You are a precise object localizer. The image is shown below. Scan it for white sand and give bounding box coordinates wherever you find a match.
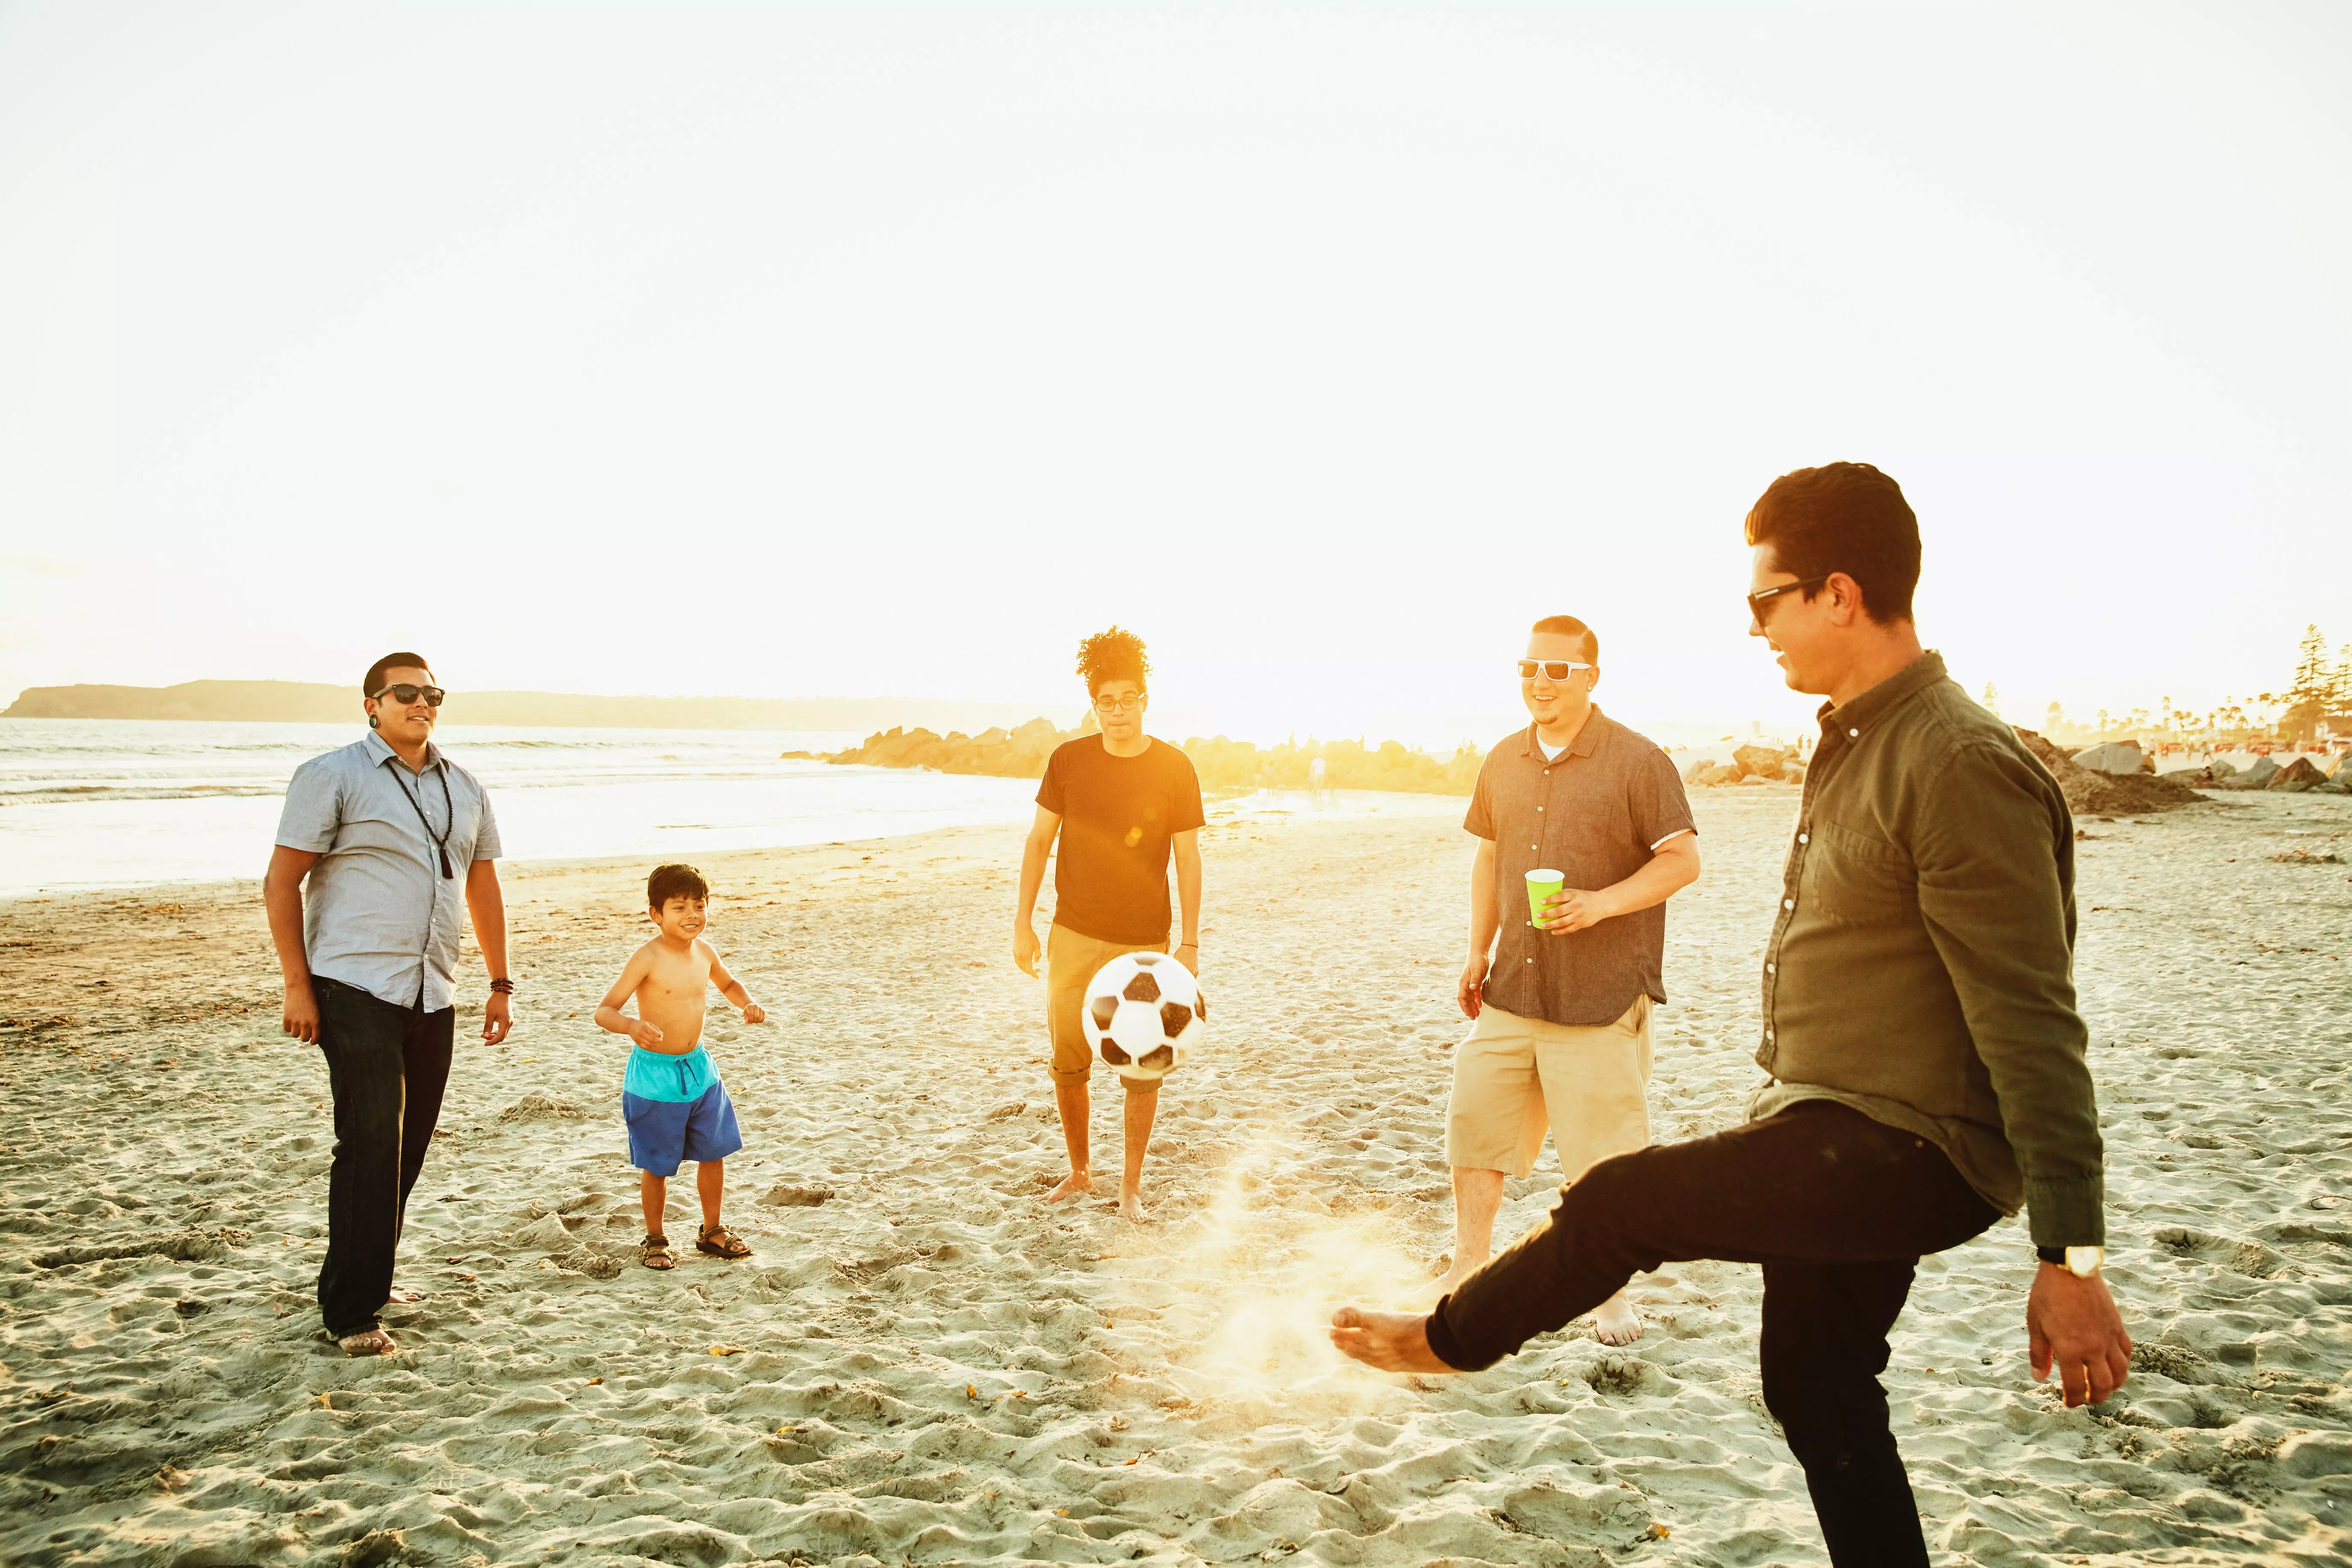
[2,788,2349,1565]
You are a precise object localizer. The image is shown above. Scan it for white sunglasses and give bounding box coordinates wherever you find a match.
[1517,660,1594,680]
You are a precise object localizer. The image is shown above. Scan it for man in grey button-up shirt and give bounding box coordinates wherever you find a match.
[263,653,513,1355]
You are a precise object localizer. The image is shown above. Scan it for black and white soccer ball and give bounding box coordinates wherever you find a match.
[1081,951,1206,1082]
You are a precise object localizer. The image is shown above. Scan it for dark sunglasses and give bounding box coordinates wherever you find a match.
[371,683,446,707]
[1517,660,1594,681]
[1746,576,1832,620]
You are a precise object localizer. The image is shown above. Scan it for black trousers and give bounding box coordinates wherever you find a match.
[313,977,454,1338]
[1432,1100,2001,1568]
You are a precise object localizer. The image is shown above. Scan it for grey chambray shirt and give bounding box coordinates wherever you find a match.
[275,730,502,1012]
[1467,708,1696,1027]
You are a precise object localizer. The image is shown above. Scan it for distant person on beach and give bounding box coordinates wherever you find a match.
[593,862,764,1270]
[1333,464,2130,1567]
[263,653,513,1358]
[1432,614,1701,1347]
[1012,626,1205,1221]
[1307,753,1327,806]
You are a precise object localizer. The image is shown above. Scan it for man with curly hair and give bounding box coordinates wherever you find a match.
[1013,626,1206,1220]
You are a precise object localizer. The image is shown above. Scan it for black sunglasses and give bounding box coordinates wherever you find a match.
[1746,576,1832,620]
[371,683,446,707]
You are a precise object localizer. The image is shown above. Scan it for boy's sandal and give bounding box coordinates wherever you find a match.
[640,1235,675,1271]
[696,1225,751,1260]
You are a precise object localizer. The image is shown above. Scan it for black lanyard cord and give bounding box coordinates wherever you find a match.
[392,762,456,879]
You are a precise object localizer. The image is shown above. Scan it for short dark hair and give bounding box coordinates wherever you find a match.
[364,651,432,698]
[1743,462,1920,624]
[1529,615,1599,664]
[1076,626,1149,696]
[647,863,709,909]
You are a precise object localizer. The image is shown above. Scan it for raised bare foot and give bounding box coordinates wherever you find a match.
[384,1287,425,1305]
[1328,1306,1451,1374]
[338,1328,396,1358]
[1118,1192,1148,1223]
[1044,1170,1093,1204]
[1593,1291,1644,1347]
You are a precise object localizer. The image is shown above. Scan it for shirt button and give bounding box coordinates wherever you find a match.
[1765,1029,1775,1041]
[1526,957,1534,964]
[1767,962,1776,974]
[1848,728,1859,738]
[1798,833,1809,844]
[1537,806,1544,812]
[1783,898,1794,909]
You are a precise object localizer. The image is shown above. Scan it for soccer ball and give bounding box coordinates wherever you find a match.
[1081,951,1206,1082]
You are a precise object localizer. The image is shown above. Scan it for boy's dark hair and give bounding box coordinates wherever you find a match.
[364,651,433,697]
[647,863,709,909]
[1076,626,1150,696]
[1743,462,1921,624]
[1529,615,1599,665]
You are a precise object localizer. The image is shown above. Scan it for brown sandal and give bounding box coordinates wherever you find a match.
[696,1224,751,1260]
[640,1235,675,1271]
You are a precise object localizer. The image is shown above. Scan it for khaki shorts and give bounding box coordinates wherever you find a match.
[1046,924,1168,1084]
[1445,995,1652,1180]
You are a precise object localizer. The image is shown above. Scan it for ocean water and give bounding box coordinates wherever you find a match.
[0,719,1042,895]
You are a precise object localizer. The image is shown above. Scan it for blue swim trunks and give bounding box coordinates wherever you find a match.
[621,1045,743,1177]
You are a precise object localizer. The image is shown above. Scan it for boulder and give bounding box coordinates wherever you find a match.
[2269,757,2328,792]
[2013,728,2204,815]
[2240,756,2281,788]
[1733,743,1793,780]
[2207,758,2238,779]
[1692,762,1742,787]
[2071,741,2148,776]
[2157,768,2213,786]
[1777,760,1808,784]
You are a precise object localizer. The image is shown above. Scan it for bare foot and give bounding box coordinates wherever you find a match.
[1329,1306,1453,1373]
[384,1287,425,1305]
[1593,1291,1644,1347]
[1044,1170,1093,1204]
[338,1328,396,1358]
[1118,1192,1148,1223]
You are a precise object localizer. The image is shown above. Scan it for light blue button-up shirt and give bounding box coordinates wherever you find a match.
[275,730,502,1011]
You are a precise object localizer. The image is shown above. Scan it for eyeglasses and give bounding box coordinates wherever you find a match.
[371,684,446,707]
[1746,576,1831,623]
[1517,660,1594,681]
[1093,695,1144,714]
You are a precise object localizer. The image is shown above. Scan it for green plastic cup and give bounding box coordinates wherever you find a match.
[1525,868,1564,927]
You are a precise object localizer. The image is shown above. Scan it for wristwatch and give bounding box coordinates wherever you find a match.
[2036,1245,2105,1277]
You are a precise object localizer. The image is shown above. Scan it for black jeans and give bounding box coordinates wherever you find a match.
[1430,1100,2001,1568]
[313,977,454,1337]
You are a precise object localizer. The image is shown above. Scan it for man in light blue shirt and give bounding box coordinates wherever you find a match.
[263,652,514,1356]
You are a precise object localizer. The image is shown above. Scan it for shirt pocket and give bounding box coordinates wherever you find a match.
[1799,818,1916,925]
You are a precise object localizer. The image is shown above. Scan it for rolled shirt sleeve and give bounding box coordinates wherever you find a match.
[1632,747,1696,851]
[1914,741,2104,1246]
[1463,753,1496,840]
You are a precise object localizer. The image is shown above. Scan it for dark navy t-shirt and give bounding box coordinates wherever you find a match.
[1036,736,1206,945]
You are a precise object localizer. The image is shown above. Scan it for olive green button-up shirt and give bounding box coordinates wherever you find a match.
[1752,651,2105,1247]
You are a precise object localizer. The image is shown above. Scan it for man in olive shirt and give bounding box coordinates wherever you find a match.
[1334,463,2131,1568]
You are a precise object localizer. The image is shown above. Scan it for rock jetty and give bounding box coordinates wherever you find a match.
[1684,743,1805,788]
[794,718,1486,797]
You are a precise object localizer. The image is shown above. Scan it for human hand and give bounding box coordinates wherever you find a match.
[1329,1307,1453,1373]
[2027,1264,2131,1406]
[1013,923,1042,977]
[629,1019,665,1049]
[282,980,319,1044]
[482,991,513,1046]
[742,1002,766,1025]
[1175,942,1199,977]
[1539,888,1617,934]
[1457,955,1489,1019]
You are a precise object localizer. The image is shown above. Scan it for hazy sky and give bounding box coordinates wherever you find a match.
[3,1,2347,745]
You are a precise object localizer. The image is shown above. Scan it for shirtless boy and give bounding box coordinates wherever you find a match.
[593,863,765,1270]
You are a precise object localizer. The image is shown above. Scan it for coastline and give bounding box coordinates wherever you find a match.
[4,788,2349,1565]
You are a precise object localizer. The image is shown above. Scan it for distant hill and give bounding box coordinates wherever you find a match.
[2,680,1078,734]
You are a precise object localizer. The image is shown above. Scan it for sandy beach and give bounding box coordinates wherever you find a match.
[3,785,2349,1565]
